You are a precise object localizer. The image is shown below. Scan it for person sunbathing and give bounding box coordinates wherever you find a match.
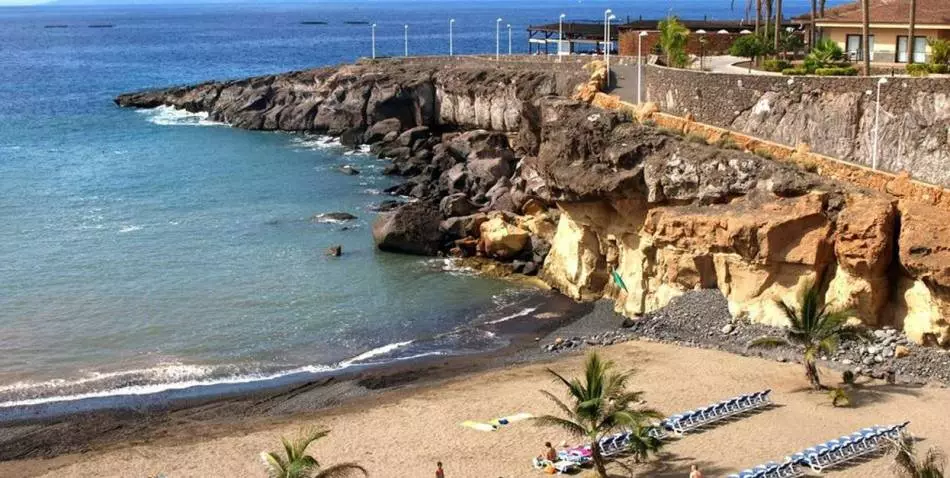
[543,442,557,462]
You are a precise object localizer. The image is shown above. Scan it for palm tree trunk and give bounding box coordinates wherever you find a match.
[591,441,608,478]
[765,0,773,40]
[819,0,827,40]
[810,0,817,51]
[862,0,871,74]
[755,0,762,35]
[805,359,822,390]
[774,0,783,53]
[907,0,917,64]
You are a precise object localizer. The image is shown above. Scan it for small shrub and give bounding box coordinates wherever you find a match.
[814,66,858,76]
[929,63,949,75]
[800,157,820,173]
[906,63,931,77]
[842,369,855,385]
[929,38,950,65]
[782,67,808,76]
[763,59,792,72]
[716,136,740,150]
[829,387,852,407]
[805,39,845,71]
[685,132,708,144]
[657,127,683,137]
[641,119,657,127]
[753,147,775,160]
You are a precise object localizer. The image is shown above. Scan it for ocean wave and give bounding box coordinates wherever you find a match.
[0,340,429,409]
[118,225,142,233]
[425,258,476,277]
[292,135,341,150]
[139,105,221,127]
[484,306,539,325]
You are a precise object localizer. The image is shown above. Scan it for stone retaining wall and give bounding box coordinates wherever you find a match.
[642,64,950,188]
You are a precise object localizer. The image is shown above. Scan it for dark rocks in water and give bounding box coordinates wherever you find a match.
[372,202,443,256]
[313,212,358,222]
[397,126,431,148]
[369,200,404,212]
[439,193,479,218]
[325,245,342,256]
[440,213,488,240]
[340,127,365,148]
[364,118,402,144]
[337,165,360,175]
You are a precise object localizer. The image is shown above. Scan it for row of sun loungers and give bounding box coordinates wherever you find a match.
[648,389,772,438]
[729,421,911,478]
[539,390,774,473]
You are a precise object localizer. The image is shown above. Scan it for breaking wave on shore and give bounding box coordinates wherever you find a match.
[139,105,222,127]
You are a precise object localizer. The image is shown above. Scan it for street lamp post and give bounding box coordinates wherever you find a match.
[371,23,377,60]
[558,13,566,61]
[603,9,612,61]
[507,24,512,55]
[496,18,502,61]
[404,24,409,57]
[696,29,707,71]
[605,13,616,88]
[637,30,648,104]
[872,77,888,170]
[450,19,455,56]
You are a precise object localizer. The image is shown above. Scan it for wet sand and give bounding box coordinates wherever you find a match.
[2,337,946,478]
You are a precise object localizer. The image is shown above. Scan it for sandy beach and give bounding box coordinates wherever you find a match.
[2,338,945,478]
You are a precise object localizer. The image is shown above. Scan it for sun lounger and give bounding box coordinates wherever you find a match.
[532,457,578,474]
[649,389,772,438]
[731,422,910,478]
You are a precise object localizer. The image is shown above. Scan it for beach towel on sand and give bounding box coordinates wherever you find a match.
[461,413,534,431]
[461,420,498,432]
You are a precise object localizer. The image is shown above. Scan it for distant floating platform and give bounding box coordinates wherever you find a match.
[88,24,114,28]
[300,21,328,25]
[44,25,68,28]
[343,21,370,25]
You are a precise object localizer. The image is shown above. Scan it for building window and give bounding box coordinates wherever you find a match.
[896,36,928,63]
[846,34,875,61]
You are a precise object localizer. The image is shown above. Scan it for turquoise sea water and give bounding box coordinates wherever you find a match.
[0,0,827,409]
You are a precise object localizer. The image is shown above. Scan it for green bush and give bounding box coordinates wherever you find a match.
[658,16,690,68]
[763,59,792,72]
[929,64,949,74]
[753,147,775,160]
[641,119,657,127]
[715,136,740,150]
[685,132,708,144]
[782,67,808,76]
[928,38,950,65]
[805,39,845,72]
[814,66,858,76]
[906,63,931,77]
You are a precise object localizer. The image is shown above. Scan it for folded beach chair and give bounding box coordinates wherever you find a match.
[785,422,910,473]
[659,389,773,436]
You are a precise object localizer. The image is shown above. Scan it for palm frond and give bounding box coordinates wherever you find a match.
[313,463,369,478]
[539,389,578,421]
[534,414,589,438]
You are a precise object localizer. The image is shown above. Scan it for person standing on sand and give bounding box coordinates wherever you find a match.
[690,464,704,478]
[544,442,557,462]
[435,461,445,478]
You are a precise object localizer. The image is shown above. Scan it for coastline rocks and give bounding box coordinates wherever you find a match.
[440,213,488,240]
[369,200,404,212]
[364,118,403,144]
[439,193,479,218]
[372,202,443,256]
[337,165,360,175]
[313,212,358,223]
[325,245,343,257]
[478,215,531,260]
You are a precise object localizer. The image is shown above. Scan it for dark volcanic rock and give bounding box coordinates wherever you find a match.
[439,213,488,240]
[313,212,358,222]
[372,202,443,255]
[365,118,403,144]
[340,127,365,148]
[369,199,405,212]
[439,193,479,218]
[337,165,360,175]
[325,245,343,256]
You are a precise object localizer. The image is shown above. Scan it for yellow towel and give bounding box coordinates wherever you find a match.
[460,420,497,432]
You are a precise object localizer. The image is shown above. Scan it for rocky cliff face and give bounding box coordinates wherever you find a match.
[115,59,587,135]
[521,97,950,345]
[117,60,950,347]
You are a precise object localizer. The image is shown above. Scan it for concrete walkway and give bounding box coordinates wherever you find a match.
[608,62,642,104]
[700,55,782,75]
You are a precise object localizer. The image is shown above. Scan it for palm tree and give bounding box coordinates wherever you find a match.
[764,0,774,40]
[908,0,918,65]
[774,0,783,52]
[888,435,946,478]
[535,352,663,478]
[658,16,690,68]
[809,0,817,51]
[748,283,862,390]
[261,429,368,478]
[862,0,871,74]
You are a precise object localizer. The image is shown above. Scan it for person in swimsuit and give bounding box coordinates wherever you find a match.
[435,461,445,478]
[689,464,704,478]
[544,442,558,462]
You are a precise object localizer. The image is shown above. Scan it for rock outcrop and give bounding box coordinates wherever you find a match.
[117,59,950,347]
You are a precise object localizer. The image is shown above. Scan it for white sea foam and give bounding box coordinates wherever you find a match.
[0,340,427,409]
[140,105,221,127]
[485,307,539,325]
[426,258,476,276]
[362,188,382,195]
[312,214,355,225]
[292,135,341,150]
[118,225,142,233]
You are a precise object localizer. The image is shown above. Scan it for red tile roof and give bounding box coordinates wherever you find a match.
[812,0,950,25]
